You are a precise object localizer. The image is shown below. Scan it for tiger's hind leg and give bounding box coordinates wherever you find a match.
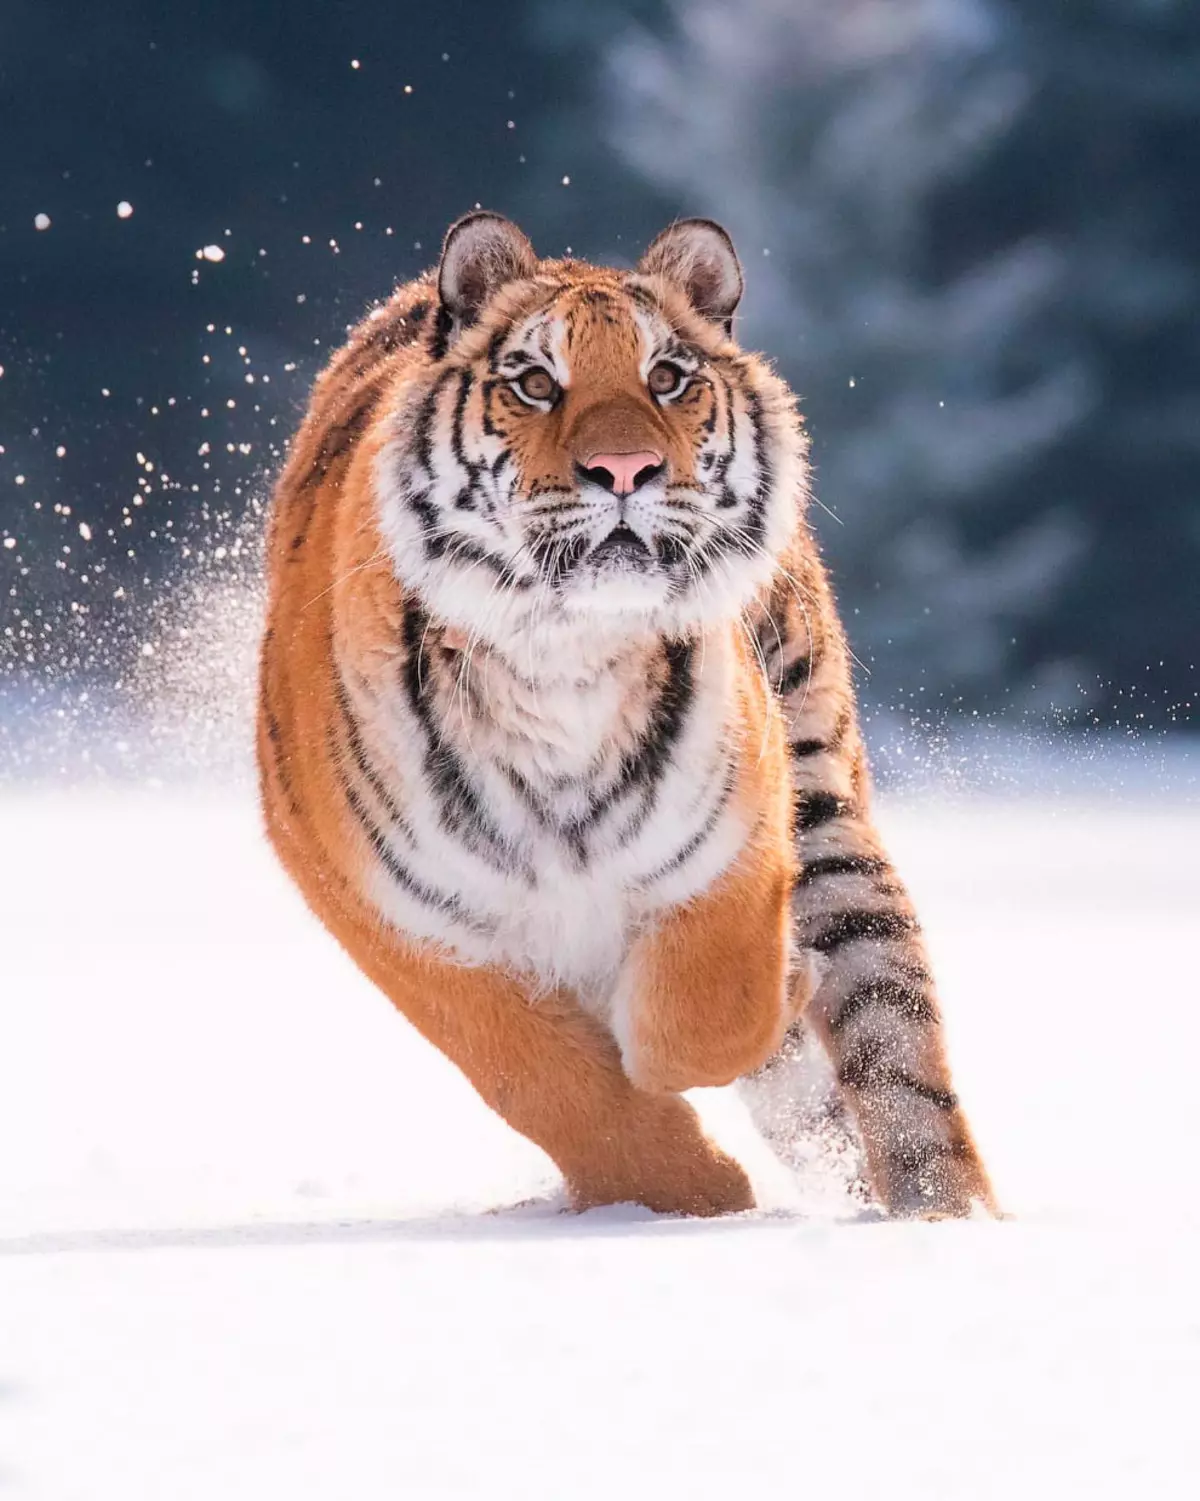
[787,818,996,1218]
[749,552,996,1219]
[743,868,995,1218]
[739,1013,871,1212]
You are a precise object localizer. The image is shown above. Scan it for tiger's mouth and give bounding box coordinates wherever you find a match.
[589,522,655,568]
[551,518,684,619]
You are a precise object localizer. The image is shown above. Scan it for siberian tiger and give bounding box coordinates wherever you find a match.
[257,212,995,1218]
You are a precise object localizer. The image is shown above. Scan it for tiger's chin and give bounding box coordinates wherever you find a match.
[560,564,672,621]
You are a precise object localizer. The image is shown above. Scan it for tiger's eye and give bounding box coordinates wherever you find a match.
[648,361,685,397]
[517,368,558,403]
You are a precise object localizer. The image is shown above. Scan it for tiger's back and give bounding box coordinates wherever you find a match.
[258,213,994,1218]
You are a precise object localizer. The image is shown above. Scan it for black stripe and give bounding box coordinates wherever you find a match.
[576,287,623,325]
[502,763,552,825]
[445,536,532,589]
[827,975,937,1032]
[288,384,384,552]
[640,765,735,885]
[259,636,302,817]
[790,738,827,758]
[777,655,811,697]
[332,671,415,837]
[809,908,916,953]
[357,297,430,358]
[400,605,526,876]
[741,386,771,549]
[837,1040,957,1110]
[334,752,482,924]
[797,854,889,886]
[887,1140,972,1173]
[794,790,847,833]
[617,638,696,800]
[406,490,447,559]
[828,704,852,750]
[481,379,503,438]
[428,304,454,361]
[626,283,664,317]
[554,639,696,867]
[714,371,740,509]
[449,368,475,476]
[700,394,719,438]
[261,702,298,812]
[536,530,591,588]
[298,395,378,492]
[411,368,456,478]
[486,317,516,372]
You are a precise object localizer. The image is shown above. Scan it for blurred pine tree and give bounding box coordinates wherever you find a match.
[535,0,1200,724]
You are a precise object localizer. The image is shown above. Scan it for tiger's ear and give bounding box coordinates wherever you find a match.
[638,219,744,331]
[438,212,538,332]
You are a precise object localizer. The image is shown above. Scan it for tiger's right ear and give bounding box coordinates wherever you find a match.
[437,212,538,334]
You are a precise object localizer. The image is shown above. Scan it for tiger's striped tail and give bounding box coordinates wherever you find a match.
[744,552,996,1218]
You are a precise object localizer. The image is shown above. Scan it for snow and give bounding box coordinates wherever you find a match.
[1,785,1197,1497]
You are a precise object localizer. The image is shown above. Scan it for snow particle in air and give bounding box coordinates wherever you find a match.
[79,522,92,541]
[198,245,225,263]
[117,201,134,219]
[34,212,52,231]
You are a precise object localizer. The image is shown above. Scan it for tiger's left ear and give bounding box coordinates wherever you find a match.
[638,219,744,333]
[438,211,538,333]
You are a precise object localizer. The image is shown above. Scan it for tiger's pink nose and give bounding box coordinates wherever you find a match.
[581,451,665,497]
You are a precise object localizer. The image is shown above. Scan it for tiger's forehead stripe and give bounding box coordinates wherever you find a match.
[483,277,675,388]
[539,285,667,387]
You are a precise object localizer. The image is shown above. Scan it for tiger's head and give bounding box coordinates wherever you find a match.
[376,212,808,659]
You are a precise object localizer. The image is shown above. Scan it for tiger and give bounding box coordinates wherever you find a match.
[257,211,995,1218]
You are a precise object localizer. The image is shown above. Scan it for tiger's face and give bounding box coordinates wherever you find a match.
[376,214,808,660]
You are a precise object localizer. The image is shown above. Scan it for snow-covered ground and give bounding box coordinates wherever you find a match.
[2,785,1198,1498]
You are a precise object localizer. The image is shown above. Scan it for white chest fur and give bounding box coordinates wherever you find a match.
[343,625,751,1005]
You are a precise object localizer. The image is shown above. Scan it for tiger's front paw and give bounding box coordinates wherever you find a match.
[613,979,791,1095]
[565,1094,756,1217]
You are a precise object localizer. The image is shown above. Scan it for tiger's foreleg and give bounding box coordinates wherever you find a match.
[611,687,802,1104]
[310,889,754,1217]
[611,836,799,1098]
